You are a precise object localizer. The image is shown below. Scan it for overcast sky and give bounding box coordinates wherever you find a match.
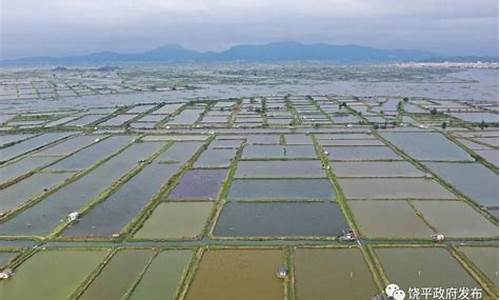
[1,0,498,59]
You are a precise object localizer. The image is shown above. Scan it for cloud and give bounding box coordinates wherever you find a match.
[1,0,498,58]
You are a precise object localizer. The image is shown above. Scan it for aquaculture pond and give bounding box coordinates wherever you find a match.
[374,247,480,292]
[242,144,316,159]
[98,114,138,126]
[47,135,134,170]
[136,114,165,122]
[475,149,499,167]
[348,200,434,239]
[184,249,284,300]
[424,162,499,208]
[472,137,499,147]
[201,115,229,123]
[133,202,213,239]
[380,131,473,161]
[449,112,499,123]
[78,249,154,300]
[210,138,244,148]
[0,132,72,162]
[285,134,313,144]
[167,109,204,125]
[0,156,57,183]
[0,249,108,300]
[126,104,157,113]
[0,172,73,215]
[142,135,208,142]
[34,135,103,156]
[62,161,182,237]
[235,160,325,178]
[167,169,228,200]
[411,201,498,238]
[155,141,203,162]
[152,103,183,114]
[128,250,193,300]
[193,148,237,168]
[246,134,281,144]
[332,161,423,177]
[457,138,491,150]
[65,115,106,127]
[315,133,375,140]
[213,202,347,237]
[318,138,384,146]
[326,146,401,161]
[227,178,336,201]
[0,134,34,147]
[0,142,163,236]
[338,178,456,199]
[294,248,379,299]
[458,247,498,287]
[0,251,18,268]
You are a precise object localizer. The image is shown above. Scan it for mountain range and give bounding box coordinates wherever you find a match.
[1,41,497,66]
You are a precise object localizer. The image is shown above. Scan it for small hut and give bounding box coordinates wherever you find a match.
[431,233,445,242]
[67,212,80,221]
[276,266,288,279]
[0,268,14,279]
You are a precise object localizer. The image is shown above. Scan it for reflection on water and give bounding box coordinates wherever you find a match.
[0,64,498,113]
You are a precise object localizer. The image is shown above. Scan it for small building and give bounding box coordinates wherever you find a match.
[67,212,80,221]
[339,229,357,242]
[431,233,445,242]
[276,266,288,279]
[0,268,14,279]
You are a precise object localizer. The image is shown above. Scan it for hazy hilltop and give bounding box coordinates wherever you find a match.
[1,41,497,66]
[205,41,437,62]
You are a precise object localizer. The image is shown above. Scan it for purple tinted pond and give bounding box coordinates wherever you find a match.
[168,169,228,200]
